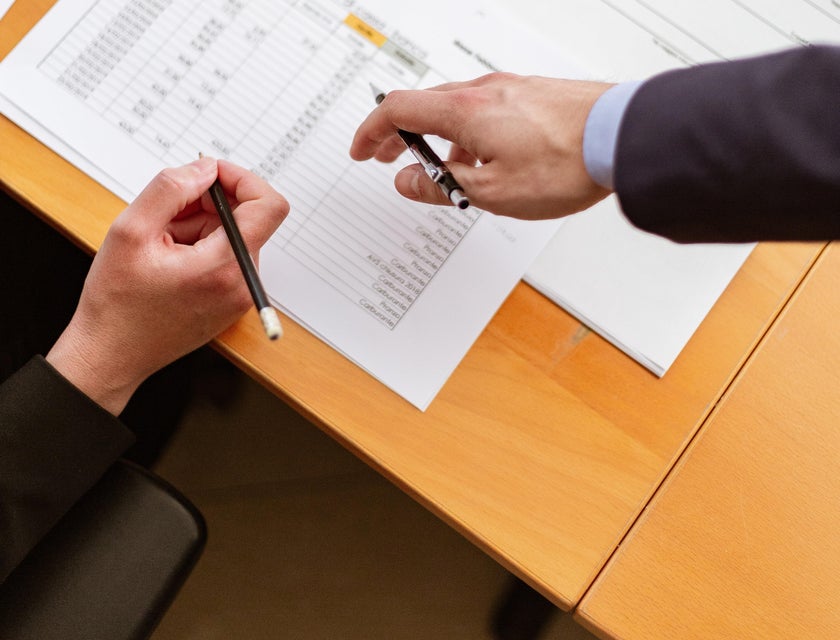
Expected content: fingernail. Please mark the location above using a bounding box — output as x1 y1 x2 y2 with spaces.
408 169 422 198
191 155 216 173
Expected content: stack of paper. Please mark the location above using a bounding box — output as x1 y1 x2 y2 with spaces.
521 0 837 376
0 0 570 409
2 0 832 404
525 199 752 375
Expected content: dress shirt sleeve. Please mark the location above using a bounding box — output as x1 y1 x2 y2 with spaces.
0 356 135 583
582 80 644 190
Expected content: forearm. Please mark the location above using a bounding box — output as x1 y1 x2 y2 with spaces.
0 357 134 583
0 158 286 584
614 45 840 242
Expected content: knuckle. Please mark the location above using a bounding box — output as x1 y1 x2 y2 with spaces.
107 211 142 246
155 166 183 191
221 263 252 310
470 168 506 204
381 89 405 109
453 80 504 116
234 289 253 314
216 261 244 294
192 261 251 318
470 166 496 192
149 167 189 206
484 70 514 83
270 193 291 220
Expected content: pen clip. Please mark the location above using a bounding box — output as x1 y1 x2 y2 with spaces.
407 143 444 183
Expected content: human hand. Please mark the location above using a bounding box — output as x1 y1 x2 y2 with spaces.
350 72 614 220
46 157 288 415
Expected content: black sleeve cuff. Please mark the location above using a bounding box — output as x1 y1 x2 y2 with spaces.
0 356 135 582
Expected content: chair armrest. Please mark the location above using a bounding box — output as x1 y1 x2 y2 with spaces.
0 460 206 640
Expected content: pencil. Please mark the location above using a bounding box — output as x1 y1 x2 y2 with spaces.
200 154 282 340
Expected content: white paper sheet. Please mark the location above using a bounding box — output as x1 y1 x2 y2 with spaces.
0 0 577 409
522 0 840 376
525 199 752 375
0 1 13 21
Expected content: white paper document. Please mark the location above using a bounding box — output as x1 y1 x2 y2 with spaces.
521 0 840 376
0 2 14 21
0 0 572 409
6 1 836 402
525 199 753 375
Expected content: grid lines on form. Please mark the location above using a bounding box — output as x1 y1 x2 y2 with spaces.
597 0 840 65
38 0 299 161
269 68 480 330
35 0 482 331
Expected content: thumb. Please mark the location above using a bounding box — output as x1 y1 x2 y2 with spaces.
394 164 456 207
393 162 479 208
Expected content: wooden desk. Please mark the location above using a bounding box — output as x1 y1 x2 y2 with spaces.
0 0 824 611
577 243 840 639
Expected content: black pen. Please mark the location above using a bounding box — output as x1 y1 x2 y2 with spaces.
370 84 469 210
199 153 282 340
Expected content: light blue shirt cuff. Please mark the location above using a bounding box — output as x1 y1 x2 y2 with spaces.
583 80 644 190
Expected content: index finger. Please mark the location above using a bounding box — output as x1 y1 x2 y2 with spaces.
122 157 218 231
349 73 514 162
214 158 289 247
350 87 473 161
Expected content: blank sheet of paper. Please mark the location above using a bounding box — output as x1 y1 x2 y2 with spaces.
0 0 573 409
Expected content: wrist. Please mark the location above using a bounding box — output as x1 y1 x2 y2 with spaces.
46 319 143 416
582 80 645 190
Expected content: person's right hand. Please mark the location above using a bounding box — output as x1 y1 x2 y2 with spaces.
350 72 614 220
46 157 288 415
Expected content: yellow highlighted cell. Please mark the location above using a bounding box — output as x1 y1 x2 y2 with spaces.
344 13 387 47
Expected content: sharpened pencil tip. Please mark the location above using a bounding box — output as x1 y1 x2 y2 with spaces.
370 83 385 104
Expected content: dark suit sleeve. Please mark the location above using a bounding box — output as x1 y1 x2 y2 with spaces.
615 45 840 243
0 356 135 582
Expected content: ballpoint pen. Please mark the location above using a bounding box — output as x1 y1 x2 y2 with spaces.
370 84 470 210
199 153 283 340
